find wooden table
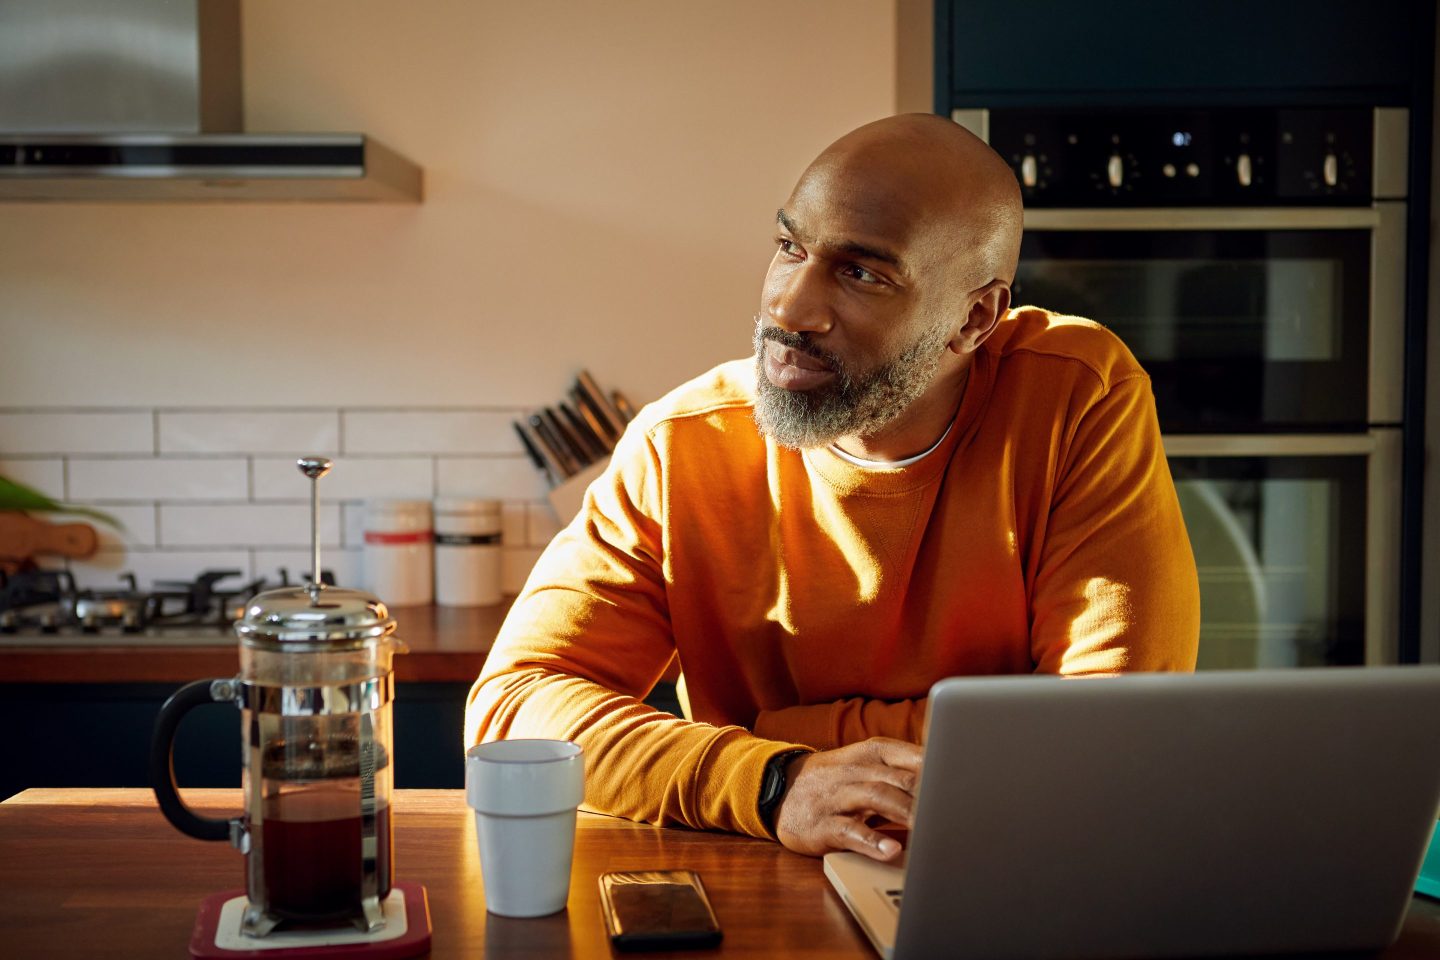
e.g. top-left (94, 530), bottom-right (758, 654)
top-left (3, 789), bottom-right (1438, 959)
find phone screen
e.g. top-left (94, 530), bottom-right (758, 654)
top-left (598, 870), bottom-right (723, 950)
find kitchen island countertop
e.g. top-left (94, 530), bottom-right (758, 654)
top-left (0, 602), bottom-right (510, 684)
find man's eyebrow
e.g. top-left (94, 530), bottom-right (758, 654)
top-left (835, 239), bottom-right (903, 269)
top-left (775, 209), bottom-right (903, 270)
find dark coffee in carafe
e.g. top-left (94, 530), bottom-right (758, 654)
top-left (259, 734), bottom-right (394, 919)
top-left (262, 790), bottom-right (393, 917)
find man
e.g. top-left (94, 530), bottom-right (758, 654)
top-left (466, 113), bottom-right (1199, 864)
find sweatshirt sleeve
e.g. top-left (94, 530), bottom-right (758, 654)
top-left (465, 421), bottom-right (808, 839)
top-left (752, 696), bottom-right (927, 750)
top-left (1030, 373), bottom-right (1200, 674)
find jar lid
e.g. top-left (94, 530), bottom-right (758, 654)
top-left (435, 496), bottom-right (501, 515)
top-left (235, 585), bottom-right (397, 650)
top-left (364, 499), bottom-right (432, 517)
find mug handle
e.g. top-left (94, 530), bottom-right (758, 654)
top-left (149, 677), bottom-right (243, 844)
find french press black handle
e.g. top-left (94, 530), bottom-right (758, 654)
top-left (149, 677), bottom-right (242, 843)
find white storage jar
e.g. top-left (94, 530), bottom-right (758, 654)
top-left (362, 499), bottom-right (434, 606)
top-left (434, 498), bottom-right (503, 607)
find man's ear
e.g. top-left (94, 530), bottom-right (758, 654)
top-left (949, 280), bottom-right (1011, 355)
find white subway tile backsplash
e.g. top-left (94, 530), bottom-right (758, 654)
top-left (501, 502), bottom-right (528, 547)
top-left (161, 504), bottom-right (341, 548)
top-left (502, 547), bottom-right (545, 596)
top-left (252, 549), bottom-right (362, 589)
top-left (253, 457), bottom-right (433, 500)
top-left (342, 502), bottom-right (367, 548)
top-left (50, 505), bottom-right (157, 549)
top-left (8, 405), bottom-right (585, 597)
top-left (69, 458), bottom-right (247, 502)
top-left (343, 411), bottom-right (516, 455)
top-left (0, 411), bottom-right (153, 455)
top-left (526, 503), bottom-right (564, 547)
top-left (436, 455), bottom-right (549, 500)
top-left (160, 411), bottom-right (339, 455)
top-left (69, 549), bottom-right (253, 591)
top-left (0, 458), bottom-right (65, 499)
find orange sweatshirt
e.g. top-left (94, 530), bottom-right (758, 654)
top-left (465, 307), bottom-right (1200, 839)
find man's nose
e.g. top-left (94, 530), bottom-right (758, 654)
top-left (766, 261), bottom-right (834, 335)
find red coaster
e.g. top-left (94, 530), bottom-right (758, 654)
top-left (189, 882), bottom-right (431, 959)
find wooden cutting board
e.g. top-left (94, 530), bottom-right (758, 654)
top-left (0, 512), bottom-right (99, 566)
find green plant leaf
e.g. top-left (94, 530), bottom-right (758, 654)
top-left (0, 475), bottom-right (124, 531)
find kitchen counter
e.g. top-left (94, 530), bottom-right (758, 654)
top-left (0, 602), bottom-right (510, 684)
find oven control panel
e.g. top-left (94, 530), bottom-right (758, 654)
top-left (982, 108), bottom-right (1374, 207)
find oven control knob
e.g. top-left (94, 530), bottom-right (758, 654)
top-left (1020, 153), bottom-right (1038, 188)
top-left (1236, 153), bottom-right (1253, 187)
top-left (1107, 153), bottom-right (1124, 189)
top-left (1323, 152), bottom-right (1338, 187)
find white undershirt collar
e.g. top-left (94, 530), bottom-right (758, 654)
top-left (826, 417), bottom-right (956, 470)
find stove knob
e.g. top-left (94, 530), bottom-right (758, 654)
top-left (1236, 153), bottom-right (1252, 187)
top-left (1323, 152), bottom-right (1338, 187)
top-left (1020, 153), bottom-right (1038, 188)
top-left (1107, 153), bottom-right (1124, 189)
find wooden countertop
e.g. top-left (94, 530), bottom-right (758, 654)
top-left (4, 788), bottom-right (1440, 959)
top-left (0, 603), bottom-right (509, 685)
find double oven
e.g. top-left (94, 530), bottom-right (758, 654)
top-left (955, 106), bottom-right (1409, 669)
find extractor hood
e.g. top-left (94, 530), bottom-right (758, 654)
top-left (0, 0), bottom-right (422, 202)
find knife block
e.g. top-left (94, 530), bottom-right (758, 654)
top-left (546, 460), bottom-right (609, 525)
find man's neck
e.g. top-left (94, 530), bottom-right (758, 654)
top-left (831, 364), bottom-right (971, 463)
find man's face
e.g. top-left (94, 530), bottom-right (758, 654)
top-left (752, 166), bottom-right (958, 450)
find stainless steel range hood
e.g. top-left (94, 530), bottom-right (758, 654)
top-left (0, 0), bottom-right (422, 202)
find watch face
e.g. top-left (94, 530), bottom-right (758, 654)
top-left (761, 750), bottom-right (803, 809)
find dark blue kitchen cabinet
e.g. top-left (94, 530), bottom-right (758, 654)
top-left (0, 681), bottom-right (683, 801)
top-left (0, 683), bottom-right (473, 800)
top-left (936, 0), bottom-right (1433, 109)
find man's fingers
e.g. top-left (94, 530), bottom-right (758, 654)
top-left (861, 759), bottom-right (919, 796)
top-left (832, 816), bottom-right (903, 862)
top-left (837, 781), bottom-right (915, 827)
top-left (864, 736), bottom-right (924, 773)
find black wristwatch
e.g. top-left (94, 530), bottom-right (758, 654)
top-left (758, 749), bottom-right (808, 835)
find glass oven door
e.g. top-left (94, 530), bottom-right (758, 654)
top-left (1164, 431), bottom-right (1401, 669)
top-left (1015, 206), bottom-right (1404, 433)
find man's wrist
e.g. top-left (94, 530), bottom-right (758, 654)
top-left (757, 749), bottom-right (808, 836)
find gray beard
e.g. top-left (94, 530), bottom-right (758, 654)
top-left (751, 316), bottom-right (951, 450)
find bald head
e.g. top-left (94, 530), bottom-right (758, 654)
top-left (797, 113), bottom-right (1023, 288)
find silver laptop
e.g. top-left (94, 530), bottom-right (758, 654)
top-left (825, 667), bottom-right (1440, 960)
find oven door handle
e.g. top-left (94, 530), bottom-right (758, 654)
top-left (1023, 208), bottom-right (1381, 231)
top-left (1161, 434), bottom-right (1378, 457)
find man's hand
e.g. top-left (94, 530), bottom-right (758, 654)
top-left (773, 737), bottom-right (922, 862)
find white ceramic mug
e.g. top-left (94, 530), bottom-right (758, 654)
top-left (464, 739), bottom-right (585, 918)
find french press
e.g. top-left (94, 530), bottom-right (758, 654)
top-left (150, 458), bottom-right (403, 937)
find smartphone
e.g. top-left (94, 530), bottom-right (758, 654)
top-left (597, 869), bottom-right (723, 951)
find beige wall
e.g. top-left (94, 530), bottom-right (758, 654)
top-left (0, 0), bottom-right (897, 409)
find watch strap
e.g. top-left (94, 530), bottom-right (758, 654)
top-left (758, 749), bottom-right (808, 836)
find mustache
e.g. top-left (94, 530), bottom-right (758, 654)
top-left (753, 319), bottom-right (843, 373)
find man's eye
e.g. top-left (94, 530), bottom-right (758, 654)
top-left (776, 238), bottom-right (802, 257)
top-left (844, 265), bottom-right (881, 284)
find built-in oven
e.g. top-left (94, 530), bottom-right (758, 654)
top-left (953, 106), bottom-right (1409, 667)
